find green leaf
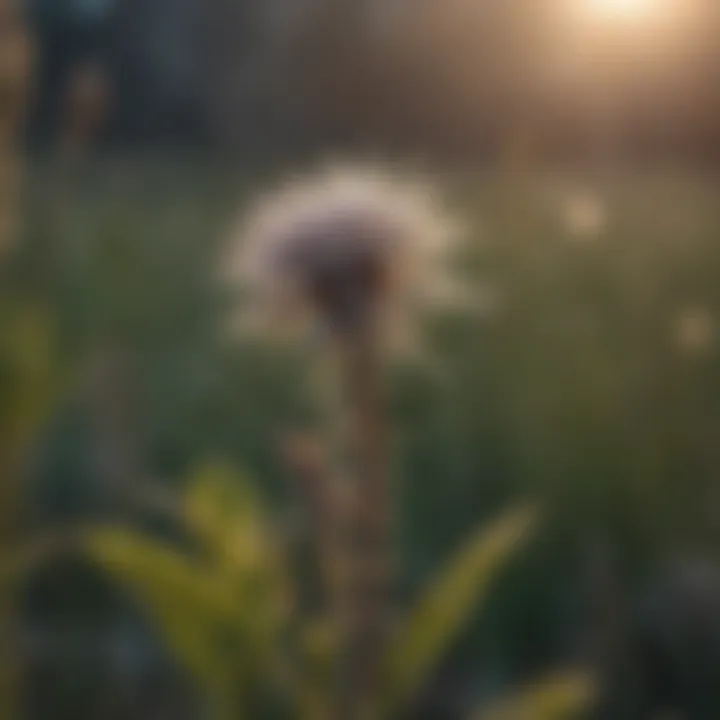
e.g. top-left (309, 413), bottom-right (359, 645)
top-left (87, 503), bottom-right (291, 714)
top-left (88, 527), bottom-right (243, 616)
top-left (376, 505), bottom-right (537, 718)
top-left (183, 463), bottom-right (293, 639)
top-left (87, 528), bottom-right (244, 697)
top-left (473, 671), bottom-right (595, 720)
top-left (185, 463), bottom-right (277, 573)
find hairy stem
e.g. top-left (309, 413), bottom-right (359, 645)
top-left (337, 326), bottom-right (394, 719)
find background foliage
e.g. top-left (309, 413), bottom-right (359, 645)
top-left (14, 160), bottom-right (720, 717)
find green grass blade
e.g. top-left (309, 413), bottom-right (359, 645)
top-left (376, 505), bottom-right (537, 718)
top-left (473, 671), bottom-right (595, 720)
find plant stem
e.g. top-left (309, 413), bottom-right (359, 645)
top-left (337, 326), bottom-right (394, 719)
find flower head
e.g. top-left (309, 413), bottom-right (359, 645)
top-left (224, 165), bottom-right (463, 346)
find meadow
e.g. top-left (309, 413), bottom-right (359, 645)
top-left (12, 157), bottom-right (720, 716)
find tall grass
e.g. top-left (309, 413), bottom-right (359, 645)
top-left (24, 157), bottom-right (720, 715)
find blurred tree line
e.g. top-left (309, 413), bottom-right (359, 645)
top-left (26, 0), bottom-right (720, 164)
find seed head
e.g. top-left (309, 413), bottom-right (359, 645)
top-left (224, 165), bottom-right (464, 346)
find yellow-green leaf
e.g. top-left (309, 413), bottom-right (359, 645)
top-left (88, 527), bottom-right (241, 622)
top-left (185, 462), bottom-right (275, 573)
top-left (474, 671), bottom-right (595, 720)
top-left (376, 505), bottom-right (537, 718)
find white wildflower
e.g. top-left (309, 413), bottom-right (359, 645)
top-left (223, 164), bottom-right (465, 346)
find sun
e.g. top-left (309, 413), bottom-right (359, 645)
top-left (587, 0), bottom-right (656, 20)
top-left (572, 0), bottom-right (680, 35)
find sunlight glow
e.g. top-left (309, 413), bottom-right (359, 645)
top-left (588, 0), bottom-right (655, 19)
top-left (565, 0), bottom-right (692, 52)
top-left (580, 0), bottom-right (688, 29)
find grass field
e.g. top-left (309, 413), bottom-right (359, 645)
top-left (22, 158), bottom-right (720, 697)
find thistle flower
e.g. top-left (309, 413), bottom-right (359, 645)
top-left (224, 165), bottom-right (463, 345)
top-left (225, 165), bottom-right (468, 715)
